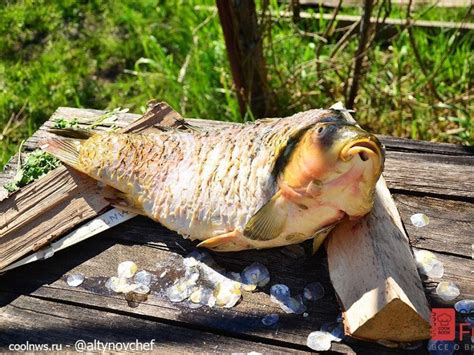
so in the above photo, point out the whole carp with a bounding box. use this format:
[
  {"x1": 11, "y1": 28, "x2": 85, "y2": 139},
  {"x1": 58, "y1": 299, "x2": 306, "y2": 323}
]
[{"x1": 42, "y1": 109, "x2": 384, "y2": 252}]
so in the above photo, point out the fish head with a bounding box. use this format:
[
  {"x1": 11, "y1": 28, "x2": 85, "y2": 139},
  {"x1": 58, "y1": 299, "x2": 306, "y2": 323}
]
[{"x1": 282, "y1": 120, "x2": 384, "y2": 218}]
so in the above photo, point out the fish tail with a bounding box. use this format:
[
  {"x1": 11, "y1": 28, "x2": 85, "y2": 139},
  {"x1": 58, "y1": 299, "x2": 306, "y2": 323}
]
[{"x1": 40, "y1": 137, "x2": 84, "y2": 170}]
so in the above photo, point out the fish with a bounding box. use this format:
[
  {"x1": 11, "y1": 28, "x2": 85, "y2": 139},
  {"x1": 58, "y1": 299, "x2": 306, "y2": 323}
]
[{"x1": 41, "y1": 109, "x2": 384, "y2": 252}]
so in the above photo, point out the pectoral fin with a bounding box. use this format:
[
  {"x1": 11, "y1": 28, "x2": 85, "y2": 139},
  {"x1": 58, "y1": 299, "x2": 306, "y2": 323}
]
[{"x1": 244, "y1": 192, "x2": 287, "y2": 241}]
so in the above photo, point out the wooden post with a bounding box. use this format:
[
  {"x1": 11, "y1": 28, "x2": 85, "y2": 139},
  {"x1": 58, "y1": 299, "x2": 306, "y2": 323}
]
[
  {"x1": 216, "y1": 0, "x2": 270, "y2": 118},
  {"x1": 346, "y1": 0, "x2": 374, "y2": 108},
  {"x1": 326, "y1": 178, "x2": 431, "y2": 342}
]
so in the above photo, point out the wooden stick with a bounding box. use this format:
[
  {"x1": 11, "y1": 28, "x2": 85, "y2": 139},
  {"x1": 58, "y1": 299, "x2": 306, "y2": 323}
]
[{"x1": 326, "y1": 177, "x2": 431, "y2": 342}]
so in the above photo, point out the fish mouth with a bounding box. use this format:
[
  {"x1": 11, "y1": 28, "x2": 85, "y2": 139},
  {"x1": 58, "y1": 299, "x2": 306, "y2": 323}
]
[{"x1": 340, "y1": 137, "x2": 383, "y2": 165}]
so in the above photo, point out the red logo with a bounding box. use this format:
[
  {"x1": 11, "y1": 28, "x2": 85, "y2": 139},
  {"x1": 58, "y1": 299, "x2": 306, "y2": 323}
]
[{"x1": 431, "y1": 308, "x2": 455, "y2": 340}]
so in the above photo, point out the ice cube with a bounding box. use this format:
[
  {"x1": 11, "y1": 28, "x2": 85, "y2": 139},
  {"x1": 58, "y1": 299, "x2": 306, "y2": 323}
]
[
  {"x1": 184, "y1": 267, "x2": 200, "y2": 284},
  {"x1": 436, "y1": 281, "x2": 460, "y2": 302},
  {"x1": 66, "y1": 273, "x2": 85, "y2": 287},
  {"x1": 306, "y1": 331, "x2": 333, "y2": 351},
  {"x1": 270, "y1": 284, "x2": 290, "y2": 303},
  {"x1": 410, "y1": 213, "x2": 429, "y2": 228},
  {"x1": 303, "y1": 282, "x2": 325, "y2": 301},
  {"x1": 117, "y1": 261, "x2": 138, "y2": 278},
  {"x1": 262, "y1": 314, "x2": 279, "y2": 326},
  {"x1": 241, "y1": 262, "x2": 270, "y2": 290},
  {"x1": 454, "y1": 299, "x2": 474, "y2": 324},
  {"x1": 134, "y1": 270, "x2": 152, "y2": 286}
]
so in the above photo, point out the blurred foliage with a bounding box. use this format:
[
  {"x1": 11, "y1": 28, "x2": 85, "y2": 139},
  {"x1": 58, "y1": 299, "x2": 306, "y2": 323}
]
[{"x1": 0, "y1": 0, "x2": 472, "y2": 168}]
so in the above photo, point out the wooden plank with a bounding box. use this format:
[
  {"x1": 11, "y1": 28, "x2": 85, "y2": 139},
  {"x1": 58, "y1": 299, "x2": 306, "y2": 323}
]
[
  {"x1": 296, "y1": 0, "x2": 472, "y2": 8},
  {"x1": 0, "y1": 294, "x2": 306, "y2": 353},
  {"x1": 418, "y1": 249, "x2": 474, "y2": 305},
  {"x1": 327, "y1": 178, "x2": 431, "y2": 342},
  {"x1": 279, "y1": 10, "x2": 474, "y2": 31},
  {"x1": 395, "y1": 194, "x2": 474, "y2": 258},
  {"x1": 0, "y1": 167, "x2": 109, "y2": 270},
  {"x1": 378, "y1": 135, "x2": 474, "y2": 157},
  {"x1": 0, "y1": 219, "x2": 422, "y2": 354},
  {"x1": 384, "y1": 151, "x2": 474, "y2": 198}
]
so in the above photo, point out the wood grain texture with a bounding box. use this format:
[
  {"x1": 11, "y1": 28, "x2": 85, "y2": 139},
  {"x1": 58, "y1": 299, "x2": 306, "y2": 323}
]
[
  {"x1": 0, "y1": 294, "x2": 307, "y2": 353},
  {"x1": 384, "y1": 152, "x2": 473, "y2": 198},
  {"x1": 0, "y1": 167, "x2": 109, "y2": 270},
  {"x1": 327, "y1": 178, "x2": 431, "y2": 342},
  {"x1": 0, "y1": 219, "x2": 423, "y2": 354},
  {"x1": 395, "y1": 194, "x2": 474, "y2": 258}
]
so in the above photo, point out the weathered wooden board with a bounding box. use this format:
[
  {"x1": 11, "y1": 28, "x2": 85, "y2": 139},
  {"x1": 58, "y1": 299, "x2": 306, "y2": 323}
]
[
  {"x1": 280, "y1": 10, "x2": 474, "y2": 31},
  {"x1": 395, "y1": 194, "x2": 473, "y2": 258},
  {"x1": 0, "y1": 167, "x2": 109, "y2": 270},
  {"x1": 0, "y1": 213, "x2": 471, "y2": 353},
  {"x1": 0, "y1": 294, "x2": 307, "y2": 354},
  {"x1": 297, "y1": 0, "x2": 472, "y2": 8},
  {"x1": 384, "y1": 151, "x2": 473, "y2": 198},
  {"x1": 0, "y1": 219, "x2": 419, "y2": 354}
]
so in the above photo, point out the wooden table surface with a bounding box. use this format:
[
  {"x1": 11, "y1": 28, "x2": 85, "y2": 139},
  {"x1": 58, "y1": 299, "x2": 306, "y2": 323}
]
[{"x1": 0, "y1": 107, "x2": 473, "y2": 354}]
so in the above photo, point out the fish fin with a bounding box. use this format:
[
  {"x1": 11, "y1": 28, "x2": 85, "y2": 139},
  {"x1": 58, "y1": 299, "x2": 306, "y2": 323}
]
[
  {"x1": 40, "y1": 137, "x2": 83, "y2": 169},
  {"x1": 48, "y1": 128, "x2": 94, "y2": 139},
  {"x1": 197, "y1": 230, "x2": 239, "y2": 249},
  {"x1": 244, "y1": 192, "x2": 287, "y2": 241},
  {"x1": 311, "y1": 226, "x2": 334, "y2": 255},
  {"x1": 102, "y1": 186, "x2": 147, "y2": 216}
]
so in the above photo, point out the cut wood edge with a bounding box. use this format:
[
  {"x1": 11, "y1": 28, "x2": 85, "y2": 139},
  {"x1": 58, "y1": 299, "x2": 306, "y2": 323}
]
[
  {"x1": 349, "y1": 288, "x2": 431, "y2": 342},
  {"x1": 327, "y1": 177, "x2": 431, "y2": 343}
]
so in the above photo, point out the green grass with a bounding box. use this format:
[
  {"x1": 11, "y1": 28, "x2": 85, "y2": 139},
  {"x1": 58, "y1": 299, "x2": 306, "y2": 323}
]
[{"x1": 0, "y1": 0, "x2": 472, "y2": 169}]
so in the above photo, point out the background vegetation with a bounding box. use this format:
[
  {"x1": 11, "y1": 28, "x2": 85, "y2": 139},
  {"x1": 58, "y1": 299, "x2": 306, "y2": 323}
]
[{"x1": 0, "y1": 0, "x2": 472, "y2": 168}]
